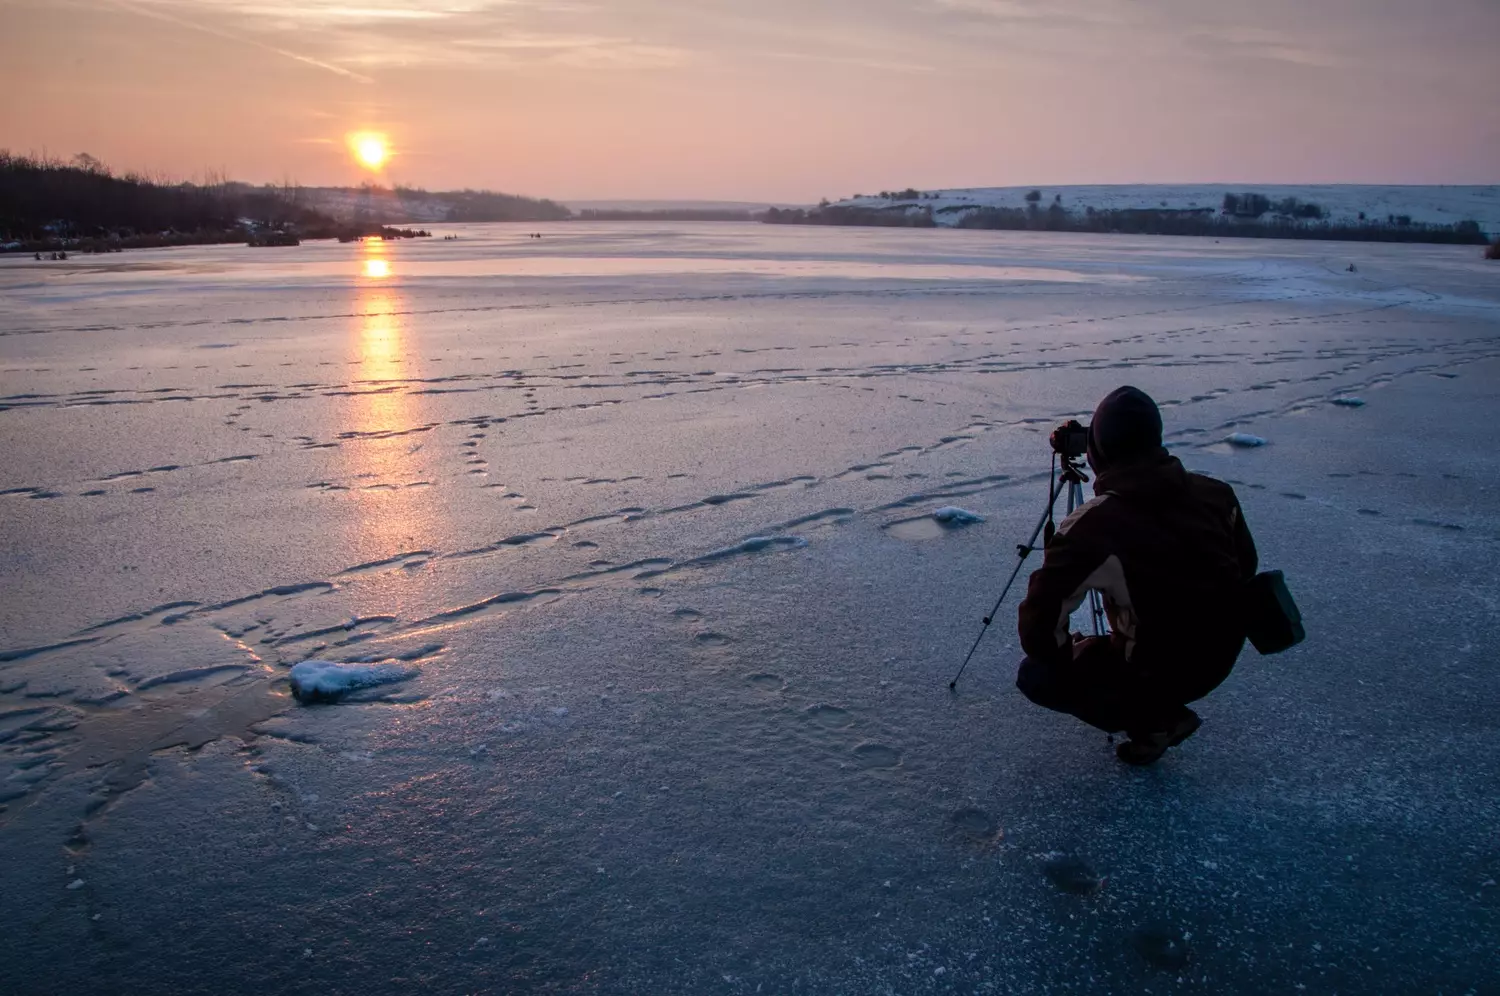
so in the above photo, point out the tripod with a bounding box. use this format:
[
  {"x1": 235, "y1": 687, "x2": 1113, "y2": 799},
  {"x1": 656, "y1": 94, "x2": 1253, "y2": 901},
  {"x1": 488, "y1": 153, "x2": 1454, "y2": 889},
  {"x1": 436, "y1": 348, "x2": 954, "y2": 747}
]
[{"x1": 948, "y1": 451, "x2": 1108, "y2": 691}]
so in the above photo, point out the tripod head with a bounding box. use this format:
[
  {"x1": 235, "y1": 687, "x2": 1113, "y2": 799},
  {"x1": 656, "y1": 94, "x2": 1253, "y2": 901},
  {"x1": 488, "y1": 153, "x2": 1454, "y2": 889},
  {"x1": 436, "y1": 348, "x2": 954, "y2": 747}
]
[{"x1": 1057, "y1": 451, "x2": 1090, "y2": 485}]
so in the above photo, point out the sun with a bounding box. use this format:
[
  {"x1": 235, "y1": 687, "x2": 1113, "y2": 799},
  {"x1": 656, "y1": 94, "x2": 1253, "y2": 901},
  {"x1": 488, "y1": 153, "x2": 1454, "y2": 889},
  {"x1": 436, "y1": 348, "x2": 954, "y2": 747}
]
[{"x1": 349, "y1": 132, "x2": 389, "y2": 171}]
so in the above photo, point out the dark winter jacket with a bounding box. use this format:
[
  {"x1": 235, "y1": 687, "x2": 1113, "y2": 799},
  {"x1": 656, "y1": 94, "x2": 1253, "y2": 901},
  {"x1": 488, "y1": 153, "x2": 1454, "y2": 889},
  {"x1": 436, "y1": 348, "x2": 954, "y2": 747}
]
[{"x1": 1017, "y1": 453, "x2": 1258, "y2": 691}]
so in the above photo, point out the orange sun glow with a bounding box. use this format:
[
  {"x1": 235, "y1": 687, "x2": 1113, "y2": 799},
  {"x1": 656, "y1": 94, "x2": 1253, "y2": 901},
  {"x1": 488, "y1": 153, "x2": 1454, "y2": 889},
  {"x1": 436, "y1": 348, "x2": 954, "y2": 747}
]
[{"x1": 349, "y1": 132, "x2": 389, "y2": 171}]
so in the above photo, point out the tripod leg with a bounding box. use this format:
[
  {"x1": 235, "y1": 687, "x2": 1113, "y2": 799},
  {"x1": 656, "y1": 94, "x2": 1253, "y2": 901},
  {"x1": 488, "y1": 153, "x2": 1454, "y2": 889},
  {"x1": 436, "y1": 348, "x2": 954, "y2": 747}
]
[
  {"x1": 1066, "y1": 480, "x2": 1109, "y2": 637},
  {"x1": 948, "y1": 466, "x2": 1067, "y2": 690}
]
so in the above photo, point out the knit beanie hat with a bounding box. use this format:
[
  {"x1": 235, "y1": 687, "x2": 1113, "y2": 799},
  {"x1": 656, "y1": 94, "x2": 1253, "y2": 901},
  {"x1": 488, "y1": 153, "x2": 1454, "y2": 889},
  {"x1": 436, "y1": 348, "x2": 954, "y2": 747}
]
[{"x1": 1087, "y1": 386, "x2": 1163, "y2": 470}]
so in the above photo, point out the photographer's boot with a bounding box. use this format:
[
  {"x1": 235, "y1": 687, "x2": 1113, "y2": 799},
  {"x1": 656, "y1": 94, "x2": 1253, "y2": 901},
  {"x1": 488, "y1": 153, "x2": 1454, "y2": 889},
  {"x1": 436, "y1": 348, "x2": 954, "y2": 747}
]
[{"x1": 1116, "y1": 709, "x2": 1201, "y2": 766}]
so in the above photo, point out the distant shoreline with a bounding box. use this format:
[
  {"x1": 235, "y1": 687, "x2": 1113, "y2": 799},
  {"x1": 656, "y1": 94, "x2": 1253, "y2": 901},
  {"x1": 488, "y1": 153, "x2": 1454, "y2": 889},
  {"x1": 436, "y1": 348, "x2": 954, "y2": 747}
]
[
  {"x1": 5, "y1": 215, "x2": 1496, "y2": 259},
  {"x1": 764, "y1": 183, "x2": 1497, "y2": 247},
  {"x1": 762, "y1": 209, "x2": 1492, "y2": 247},
  {"x1": 0, "y1": 226, "x2": 431, "y2": 257},
  {"x1": 0, "y1": 152, "x2": 560, "y2": 255}
]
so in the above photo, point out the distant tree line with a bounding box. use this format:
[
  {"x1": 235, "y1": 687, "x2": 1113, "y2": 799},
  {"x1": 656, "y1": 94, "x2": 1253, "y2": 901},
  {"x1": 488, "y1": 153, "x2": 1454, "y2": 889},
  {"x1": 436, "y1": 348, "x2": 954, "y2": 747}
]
[
  {"x1": 436, "y1": 188, "x2": 571, "y2": 222},
  {"x1": 0, "y1": 152, "x2": 355, "y2": 251},
  {"x1": 950, "y1": 205, "x2": 1488, "y2": 244},
  {"x1": 847, "y1": 189, "x2": 970, "y2": 203},
  {"x1": 764, "y1": 205, "x2": 937, "y2": 228},
  {"x1": 766, "y1": 189, "x2": 1490, "y2": 246},
  {"x1": 577, "y1": 209, "x2": 757, "y2": 222},
  {"x1": 0, "y1": 153, "x2": 569, "y2": 251},
  {"x1": 1221, "y1": 192, "x2": 1326, "y2": 220},
  {"x1": 0, "y1": 152, "x2": 330, "y2": 244}
]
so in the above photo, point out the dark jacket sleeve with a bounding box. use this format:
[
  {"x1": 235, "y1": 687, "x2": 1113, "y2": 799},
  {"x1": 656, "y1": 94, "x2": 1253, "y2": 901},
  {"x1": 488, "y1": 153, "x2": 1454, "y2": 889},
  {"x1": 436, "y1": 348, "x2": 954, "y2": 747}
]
[
  {"x1": 1017, "y1": 514, "x2": 1111, "y2": 665},
  {"x1": 1230, "y1": 493, "x2": 1258, "y2": 579}
]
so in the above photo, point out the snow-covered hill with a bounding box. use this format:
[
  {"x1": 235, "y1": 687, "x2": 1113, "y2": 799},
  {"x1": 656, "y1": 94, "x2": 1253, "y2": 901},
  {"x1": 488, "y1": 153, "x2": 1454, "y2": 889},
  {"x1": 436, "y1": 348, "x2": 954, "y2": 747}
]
[{"x1": 838, "y1": 184, "x2": 1499, "y2": 232}]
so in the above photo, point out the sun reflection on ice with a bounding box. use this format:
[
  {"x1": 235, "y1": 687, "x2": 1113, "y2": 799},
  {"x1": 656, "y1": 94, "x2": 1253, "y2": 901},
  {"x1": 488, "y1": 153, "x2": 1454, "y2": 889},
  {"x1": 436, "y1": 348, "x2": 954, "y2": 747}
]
[
  {"x1": 356, "y1": 242, "x2": 403, "y2": 421},
  {"x1": 344, "y1": 240, "x2": 431, "y2": 555}
]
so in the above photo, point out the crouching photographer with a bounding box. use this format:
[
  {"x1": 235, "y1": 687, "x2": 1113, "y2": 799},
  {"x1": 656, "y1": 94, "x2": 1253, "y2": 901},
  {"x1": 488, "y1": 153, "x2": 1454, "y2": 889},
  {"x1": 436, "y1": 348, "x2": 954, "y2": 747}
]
[{"x1": 1015, "y1": 386, "x2": 1261, "y2": 765}]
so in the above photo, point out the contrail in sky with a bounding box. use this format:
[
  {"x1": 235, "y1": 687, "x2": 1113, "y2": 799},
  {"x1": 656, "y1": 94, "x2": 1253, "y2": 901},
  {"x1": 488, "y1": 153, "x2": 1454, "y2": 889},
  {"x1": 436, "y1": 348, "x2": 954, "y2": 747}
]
[{"x1": 108, "y1": 0, "x2": 375, "y2": 84}]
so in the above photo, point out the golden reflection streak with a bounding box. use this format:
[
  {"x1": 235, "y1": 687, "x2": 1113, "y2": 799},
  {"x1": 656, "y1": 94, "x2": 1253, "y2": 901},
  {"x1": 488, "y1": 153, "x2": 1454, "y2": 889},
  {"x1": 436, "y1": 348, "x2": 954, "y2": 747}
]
[{"x1": 346, "y1": 239, "x2": 423, "y2": 552}]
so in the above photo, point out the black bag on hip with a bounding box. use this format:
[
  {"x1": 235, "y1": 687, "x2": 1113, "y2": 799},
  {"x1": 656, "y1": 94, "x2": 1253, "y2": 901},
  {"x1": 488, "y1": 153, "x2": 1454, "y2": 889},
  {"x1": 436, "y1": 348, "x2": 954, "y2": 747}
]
[{"x1": 1243, "y1": 570, "x2": 1305, "y2": 654}]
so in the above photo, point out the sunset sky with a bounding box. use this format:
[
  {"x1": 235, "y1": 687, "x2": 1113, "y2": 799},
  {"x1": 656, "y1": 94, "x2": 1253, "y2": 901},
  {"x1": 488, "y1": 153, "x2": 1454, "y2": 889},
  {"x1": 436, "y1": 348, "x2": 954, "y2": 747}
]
[{"x1": 2, "y1": 0, "x2": 1495, "y2": 201}]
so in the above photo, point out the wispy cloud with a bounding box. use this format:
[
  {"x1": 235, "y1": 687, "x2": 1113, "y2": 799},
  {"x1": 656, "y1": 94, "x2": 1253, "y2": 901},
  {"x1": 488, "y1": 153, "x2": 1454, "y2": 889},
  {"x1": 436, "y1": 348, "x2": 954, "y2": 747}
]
[
  {"x1": 137, "y1": 0, "x2": 501, "y2": 25},
  {"x1": 452, "y1": 32, "x2": 690, "y2": 69},
  {"x1": 651, "y1": 4, "x2": 949, "y2": 77},
  {"x1": 119, "y1": 0, "x2": 691, "y2": 72},
  {"x1": 109, "y1": 0, "x2": 376, "y2": 81},
  {"x1": 926, "y1": 0, "x2": 1133, "y2": 27},
  {"x1": 924, "y1": 0, "x2": 1344, "y2": 70},
  {"x1": 454, "y1": 32, "x2": 623, "y2": 51},
  {"x1": 1191, "y1": 26, "x2": 1343, "y2": 68},
  {"x1": 914, "y1": 0, "x2": 1154, "y2": 64},
  {"x1": 550, "y1": 43, "x2": 687, "y2": 69},
  {"x1": 763, "y1": 50, "x2": 937, "y2": 76}
]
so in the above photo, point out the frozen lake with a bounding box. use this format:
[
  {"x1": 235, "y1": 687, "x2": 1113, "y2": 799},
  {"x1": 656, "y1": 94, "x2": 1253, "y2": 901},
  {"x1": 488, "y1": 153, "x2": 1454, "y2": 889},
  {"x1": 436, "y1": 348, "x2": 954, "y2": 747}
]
[{"x1": 2, "y1": 224, "x2": 1498, "y2": 993}]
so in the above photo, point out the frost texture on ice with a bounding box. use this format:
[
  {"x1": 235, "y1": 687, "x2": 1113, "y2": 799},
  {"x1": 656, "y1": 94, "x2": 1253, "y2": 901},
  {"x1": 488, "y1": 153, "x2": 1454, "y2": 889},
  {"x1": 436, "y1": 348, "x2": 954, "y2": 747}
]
[
  {"x1": 1225, "y1": 432, "x2": 1268, "y2": 447},
  {"x1": 288, "y1": 660, "x2": 416, "y2": 703},
  {"x1": 932, "y1": 506, "x2": 985, "y2": 525}
]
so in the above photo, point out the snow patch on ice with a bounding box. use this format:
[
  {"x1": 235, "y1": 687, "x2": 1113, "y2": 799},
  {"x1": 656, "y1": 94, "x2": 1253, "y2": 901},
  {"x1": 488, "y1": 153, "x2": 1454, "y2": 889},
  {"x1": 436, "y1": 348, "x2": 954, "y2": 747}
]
[
  {"x1": 288, "y1": 660, "x2": 417, "y2": 703},
  {"x1": 1225, "y1": 432, "x2": 1268, "y2": 447}
]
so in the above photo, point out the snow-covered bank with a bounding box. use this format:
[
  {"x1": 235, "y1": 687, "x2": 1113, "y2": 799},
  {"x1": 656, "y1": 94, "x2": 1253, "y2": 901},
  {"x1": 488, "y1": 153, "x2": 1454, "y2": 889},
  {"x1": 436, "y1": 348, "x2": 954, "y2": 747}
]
[{"x1": 836, "y1": 183, "x2": 1500, "y2": 233}]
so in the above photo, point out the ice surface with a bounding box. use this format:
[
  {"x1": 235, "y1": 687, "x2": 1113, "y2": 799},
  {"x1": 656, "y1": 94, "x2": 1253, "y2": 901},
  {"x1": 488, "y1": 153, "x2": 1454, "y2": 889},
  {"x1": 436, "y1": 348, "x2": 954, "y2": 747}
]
[
  {"x1": 1225, "y1": 432, "x2": 1268, "y2": 447},
  {"x1": 287, "y1": 660, "x2": 416, "y2": 703},
  {"x1": 2, "y1": 224, "x2": 1498, "y2": 994},
  {"x1": 688, "y1": 535, "x2": 808, "y2": 563}
]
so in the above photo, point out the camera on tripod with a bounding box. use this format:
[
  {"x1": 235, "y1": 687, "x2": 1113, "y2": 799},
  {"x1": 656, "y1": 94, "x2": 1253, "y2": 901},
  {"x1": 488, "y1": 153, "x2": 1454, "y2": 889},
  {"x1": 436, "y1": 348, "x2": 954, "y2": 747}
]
[{"x1": 1049, "y1": 419, "x2": 1090, "y2": 460}]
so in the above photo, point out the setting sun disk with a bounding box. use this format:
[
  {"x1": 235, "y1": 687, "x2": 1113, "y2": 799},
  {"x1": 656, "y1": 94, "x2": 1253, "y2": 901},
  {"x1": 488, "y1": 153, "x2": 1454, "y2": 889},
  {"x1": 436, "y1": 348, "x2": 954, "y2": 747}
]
[{"x1": 349, "y1": 132, "x2": 389, "y2": 171}]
